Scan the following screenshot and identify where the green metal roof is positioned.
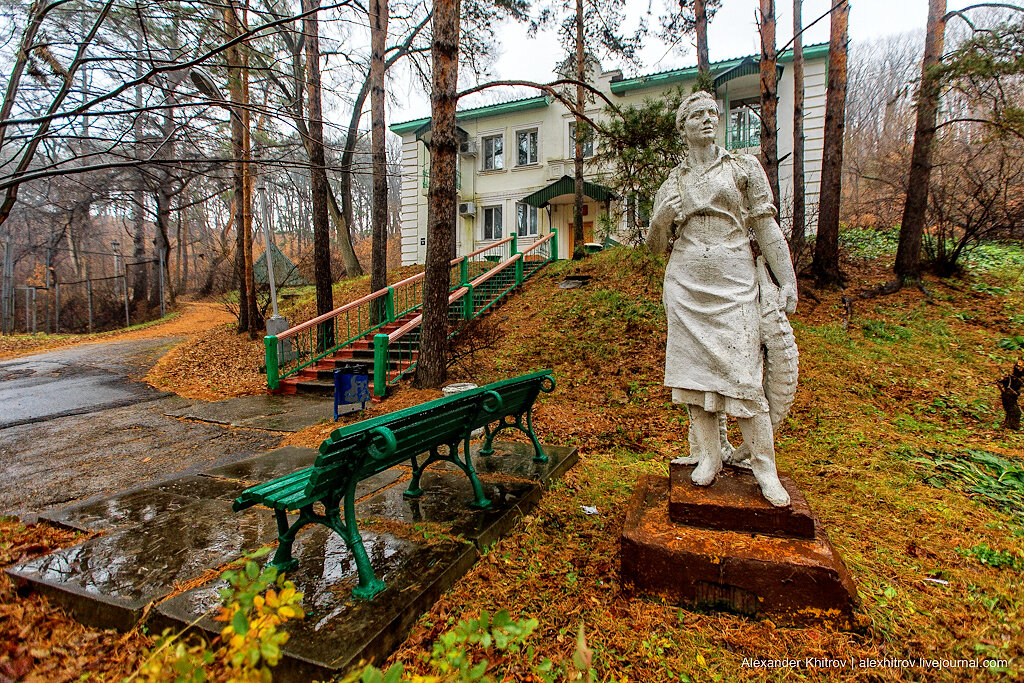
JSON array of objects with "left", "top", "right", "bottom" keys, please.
[
  {"left": 610, "top": 43, "right": 829, "bottom": 95},
  {"left": 390, "top": 95, "right": 551, "bottom": 136},
  {"left": 712, "top": 56, "right": 785, "bottom": 89},
  {"left": 521, "top": 175, "right": 615, "bottom": 208}
]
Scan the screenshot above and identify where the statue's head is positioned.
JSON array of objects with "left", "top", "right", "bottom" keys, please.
[{"left": 677, "top": 91, "right": 719, "bottom": 145}]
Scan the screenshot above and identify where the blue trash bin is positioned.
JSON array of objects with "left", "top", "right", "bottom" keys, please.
[{"left": 334, "top": 362, "right": 372, "bottom": 420}]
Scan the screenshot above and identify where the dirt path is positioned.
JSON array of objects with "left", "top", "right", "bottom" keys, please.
[{"left": 0, "top": 301, "right": 233, "bottom": 361}]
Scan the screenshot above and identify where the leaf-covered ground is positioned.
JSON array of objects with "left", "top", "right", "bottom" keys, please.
[{"left": 4, "top": 235, "right": 1024, "bottom": 681}]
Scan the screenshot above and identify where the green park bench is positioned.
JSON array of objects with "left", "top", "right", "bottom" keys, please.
[{"left": 233, "top": 369, "right": 556, "bottom": 600}]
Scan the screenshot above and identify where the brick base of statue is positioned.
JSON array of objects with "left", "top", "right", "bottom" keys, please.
[{"left": 620, "top": 463, "right": 862, "bottom": 629}]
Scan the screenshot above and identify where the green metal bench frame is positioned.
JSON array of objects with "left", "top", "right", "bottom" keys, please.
[{"left": 233, "top": 369, "right": 555, "bottom": 600}]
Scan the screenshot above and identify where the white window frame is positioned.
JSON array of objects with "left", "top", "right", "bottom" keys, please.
[
  {"left": 568, "top": 121, "right": 595, "bottom": 159},
  {"left": 483, "top": 205, "right": 503, "bottom": 240},
  {"left": 515, "top": 128, "right": 540, "bottom": 166},
  {"left": 516, "top": 202, "right": 539, "bottom": 237},
  {"left": 481, "top": 133, "right": 504, "bottom": 171}
]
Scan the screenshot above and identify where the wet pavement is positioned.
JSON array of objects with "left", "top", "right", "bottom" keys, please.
[
  {"left": 8, "top": 440, "right": 579, "bottom": 679},
  {"left": 164, "top": 394, "right": 334, "bottom": 432}
]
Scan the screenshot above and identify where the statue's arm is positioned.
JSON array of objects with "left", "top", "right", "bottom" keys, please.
[
  {"left": 752, "top": 217, "right": 798, "bottom": 314},
  {"left": 646, "top": 175, "right": 675, "bottom": 255},
  {"left": 740, "top": 154, "right": 797, "bottom": 313}
]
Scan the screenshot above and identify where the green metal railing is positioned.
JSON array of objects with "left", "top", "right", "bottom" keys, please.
[{"left": 266, "top": 230, "right": 558, "bottom": 394}]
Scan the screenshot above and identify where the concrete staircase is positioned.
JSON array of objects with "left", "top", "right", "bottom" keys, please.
[{"left": 275, "top": 311, "right": 421, "bottom": 396}]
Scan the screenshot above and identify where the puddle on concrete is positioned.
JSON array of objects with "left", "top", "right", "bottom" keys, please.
[
  {"left": 41, "top": 490, "right": 197, "bottom": 532},
  {"left": 155, "top": 475, "right": 248, "bottom": 502},
  {"left": 10, "top": 500, "right": 278, "bottom": 630},
  {"left": 357, "top": 469, "right": 539, "bottom": 550},
  {"left": 203, "top": 446, "right": 319, "bottom": 481},
  {"left": 156, "top": 526, "right": 476, "bottom": 682}
]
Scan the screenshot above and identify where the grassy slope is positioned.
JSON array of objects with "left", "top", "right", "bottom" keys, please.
[{"left": 376, "top": 238, "right": 1024, "bottom": 681}]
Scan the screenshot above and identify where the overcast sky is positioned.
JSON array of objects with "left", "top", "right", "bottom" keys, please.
[{"left": 388, "top": 0, "right": 1019, "bottom": 124}]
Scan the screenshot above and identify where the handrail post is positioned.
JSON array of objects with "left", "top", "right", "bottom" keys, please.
[
  {"left": 385, "top": 287, "right": 395, "bottom": 323},
  {"left": 551, "top": 228, "right": 559, "bottom": 261},
  {"left": 511, "top": 233, "right": 518, "bottom": 258},
  {"left": 265, "top": 335, "right": 280, "bottom": 391},
  {"left": 463, "top": 284, "right": 474, "bottom": 320},
  {"left": 515, "top": 255, "right": 523, "bottom": 285},
  {"left": 460, "top": 257, "right": 469, "bottom": 286},
  {"left": 373, "top": 333, "right": 389, "bottom": 397}
]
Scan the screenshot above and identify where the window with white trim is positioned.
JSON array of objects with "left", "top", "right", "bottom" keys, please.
[
  {"left": 483, "top": 206, "right": 503, "bottom": 240},
  {"left": 569, "top": 121, "right": 595, "bottom": 158},
  {"left": 516, "top": 129, "right": 539, "bottom": 166},
  {"left": 516, "top": 202, "right": 538, "bottom": 237},
  {"left": 482, "top": 134, "right": 504, "bottom": 170}
]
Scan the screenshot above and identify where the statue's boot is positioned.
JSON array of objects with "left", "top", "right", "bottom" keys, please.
[
  {"left": 688, "top": 405, "right": 722, "bottom": 486},
  {"left": 738, "top": 412, "right": 790, "bottom": 507}
]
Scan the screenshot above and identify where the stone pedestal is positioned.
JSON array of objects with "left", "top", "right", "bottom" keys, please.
[{"left": 621, "top": 464, "right": 861, "bottom": 629}]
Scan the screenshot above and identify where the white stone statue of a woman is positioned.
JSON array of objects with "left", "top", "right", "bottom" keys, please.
[{"left": 647, "top": 91, "right": 799, "bottom": 507}]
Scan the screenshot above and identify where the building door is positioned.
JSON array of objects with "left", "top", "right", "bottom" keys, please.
[{"left": 568, "top": 221, "right": 595, "bottom": 250}]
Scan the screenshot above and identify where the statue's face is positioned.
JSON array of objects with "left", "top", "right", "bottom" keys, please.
[{"left": 683, "top": 102, "right": 718, "bottom": 144}]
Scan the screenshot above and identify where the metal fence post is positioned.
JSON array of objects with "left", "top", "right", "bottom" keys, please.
[
  {"left": 463, "top": 284, "right": 474, "bottom": 320},
  {"left": 264, "top": 335, "right": 280, "bottom": 391},
  {"left": 551, "top": 228, "right": 559, "bottom": 261},
  {"left": 511, "top": 233, "right": 518, "bottom": 258},
  {"left": 373, "top": 333, "right": 389, "bottom": 397},
  {"left": 515, "top": 256, "right": 524, "bottom": 286},
  {"left": 123, "top": 274, "right": 130, "bottom": 327},
  {"left": 460, "top": 257, "right": 469, "bottom": 286},
  {"left": 158, "top": 250, "right": 166, "bottom": 318},
  {"left": 86, "top": 279, "right": 93, "bottom": 333},
  {"left": 385, "top": 287, "right": 395, "bottom": 323},
  {"left": 55, "top": 281, "right": 60, "bottom": 333}
]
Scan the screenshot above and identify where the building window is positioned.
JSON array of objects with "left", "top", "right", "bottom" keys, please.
[
  {"left": 483, "top": 206, "right": 503, "bottom": 240},
  {"left": 569, "top": 122, "right": 595, "bottom": 158},
  {"left": 516, "top": 129, "right": 539, "bottom": 166},
  {"left": 482, "top": 134, "right": 504, "bottom": 170},
  {"left": 728, "top": 99, "right": 761, "bottom": 150},
  {"left": 516, "top": 203, "right": 538, "bottom": 236}
]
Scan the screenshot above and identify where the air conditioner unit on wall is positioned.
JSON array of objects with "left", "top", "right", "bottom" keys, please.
[
  {"left": 459, "top": 202, "right": 476, "bottom": 216},
  {"left": 459, "top": 140, "right": 477, "bottom": 156}
]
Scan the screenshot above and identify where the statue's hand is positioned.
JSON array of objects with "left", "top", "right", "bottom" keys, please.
[{"left": 781, "top": 282, "right": 798, "bottom": 314}]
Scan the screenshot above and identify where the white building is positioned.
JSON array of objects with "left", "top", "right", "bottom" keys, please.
[{"left": 390, "top": 44, "right": 829, "bottom": 265}]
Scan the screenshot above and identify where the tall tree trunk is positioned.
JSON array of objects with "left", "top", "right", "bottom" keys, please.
[
  {"left": 894, "top": 0, "right": 946, "bottom": 283},
  {"left": 759, "top": 0, "right": 780, "bottom": 216},
  {"left": 695, "top": 0, "right": 709, "bottom": 75},
  {"left": 226, "top": 4, "right": 249, "bottom": 332},
  {"left": 303, "top": 0, "right": 335, "bottom": 344},
  {"left": 369, "top": 0, "right": 389, "bottom": 308},
  {"left": 790, "top": 0, "right": 806, "bottom": 258},
  {"left": 415, "top": 0, "right": 459, "bottom": 388},
  {"left": 573, "top": 0, "right": 585, "bottom": 259},
  {"left": 241, "top": 32, "right": 261, "bottom": 337},
  {"left": 811, "top": 0, "right": 849, "bottom": 288},
  {"left": 131, "top": 28, "right": 148, "bottom": 307}
]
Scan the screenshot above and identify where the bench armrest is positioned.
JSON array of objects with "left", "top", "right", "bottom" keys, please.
[
  {"left": 482, "top": 390, "right": 504, "bottom": 415},
  {"left": 367, "top": 425, "right": 398, "bottom": 461}
]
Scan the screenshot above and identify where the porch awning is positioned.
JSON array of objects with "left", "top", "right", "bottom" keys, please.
[
  {"left": 714, "top": 56, "right": 784, "bottom": 89},
  {"left": 520, "top": 175, "right": 616, "bottom": 209}
]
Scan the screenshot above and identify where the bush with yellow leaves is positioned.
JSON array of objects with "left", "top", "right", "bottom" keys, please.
[{"left": 128, "top": 548, "right": 304, "bottom": 683}]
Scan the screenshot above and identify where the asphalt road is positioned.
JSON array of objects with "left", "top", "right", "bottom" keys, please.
[{"left": 0, "top": 339, "right": 282, "bottom": 516}]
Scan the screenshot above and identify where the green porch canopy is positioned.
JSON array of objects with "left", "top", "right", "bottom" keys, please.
[
  {"left": 255, "top": 243, "right": 308, "bottom": 287},
  {"left": 520, "top": 175, "right": 616, "bottom": 209}
]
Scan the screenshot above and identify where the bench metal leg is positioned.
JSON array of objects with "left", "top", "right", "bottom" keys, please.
[
  {"left": 404, "top": 452, "right": 430, "bottom": 498},
  {"left": 453, "top": 435, "right": 491, "bottom": 509},
  {"left": 270, "top": 507, "right": 313, "bottom": 573},
  {"left": 481, "top": 409, "right": 548, "bottom": 463},
  {"left": 326, "top": 488, "right": 385, "bottom": 600}
]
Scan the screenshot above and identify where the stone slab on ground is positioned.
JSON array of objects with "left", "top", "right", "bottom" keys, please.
[
  {"left": 669, "top": 462, "right": 816, "bottom": 539},
  {"left": 154, "top": 527, "right": 478, "bottom": 682},
  {"left": 621, "top": 474, "right": 861, "bottom": 630},
  {"left": 164, "top": 394, "right": 333, "bottom": 432},
  {"left": 8, "top": 500, "right": 279, "bottom": 631},
  {"left": 8, "top": 441, "right": 578, "bottom": 678},
  {"left": 469, "top": 440, "right": 578, "bottom": 485}
]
